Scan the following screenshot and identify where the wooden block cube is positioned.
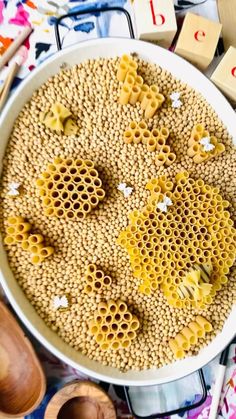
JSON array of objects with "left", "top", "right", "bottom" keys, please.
[
  {"left": 211, "top": 46, "right": 236, "bottom": 101},
  {"left": 133, "top": 0, "right": 177, "bottom": 48},
  {"left": 175, "top": 13, "right": 222, "bottom": 70}
]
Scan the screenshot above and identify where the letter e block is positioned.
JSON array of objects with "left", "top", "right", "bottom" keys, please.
[
  {"left": 133, "top": 0, "right": 177, "bottom": 48},
  {"left": 175, "top": 13, "right": 222, "bottom": 70},
  {"left": 211, "top": 46, "right": 236, "bottom": 101}
]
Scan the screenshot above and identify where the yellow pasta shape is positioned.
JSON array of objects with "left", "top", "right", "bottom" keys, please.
[
  {"left": 187, "top": 124, "right": 225, "bottom": 163},
  {"left": 117, "top": 173, "right": 236, "bottom": 301},
  {"left": 117, "top": 55, "right": 165, "bottom": 114},
  {"left": 83, "top": 264, "right": 112, "bottom": 294},
  {"left": 169, "top": 316, "right": 212, "bottom": 359},
  {"left": 4, "top": 216, "right": 54, "bottom": 264},
  {"left": 139, "top": 84, "right": 149, "bottom": 102},
  {"left": 36, "top": 158, "right": 105, "bottom": 220},
  {"left": 40, "top": 102, "right": 78, "bottom": 135},
  {"left": 169, "top": 339, "right": 185, "bottom": 359},
  {"left": 195, "top": 315, "right": 213, "bottom": 332},
  {"left": 177, "top": 265, "right": 213, "bottom": 303},
  {"left": 122, "top": 121, "right": 175, "bottom": 166},
  {"left": 89, "top": 299, "right": 140, "bottom": 350}
]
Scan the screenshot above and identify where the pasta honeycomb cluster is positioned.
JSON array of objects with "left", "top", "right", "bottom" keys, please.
[
  {"left": 169, "top": 316, "right": 212, "bottom": 359},
  {"left": 4, "top": 216, "right": 54, "bottom": 264},
  {"left": 84, "top": 264, "right": 112, "bottom": 294},
  {"left": 35, "top": 157, "right": 105, "bottom": 220},
  {"left": 89, "top": 300, "right": 140, "bottom": 351},
  {"left": 117, "top": 172, "right": 236, "bottom": 308},
  {"left": 117, "top": 54, "right": 165, "bottom": 118},
  {"left": 40, "top": 102, "right": 78, "bottom": 135},
  {"left": 187, "top": 124, "right": 225, "bottom": 163},
  {"left": 123, "top": 121, "right": 176, "bottom": 166}
]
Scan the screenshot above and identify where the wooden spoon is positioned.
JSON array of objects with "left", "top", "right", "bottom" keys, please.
[
  {"left": 0, "top": 301, "right": 46, "bottom": 417},
  {"left": 44, "top": 381, "right": 117, "bottom": 419}
]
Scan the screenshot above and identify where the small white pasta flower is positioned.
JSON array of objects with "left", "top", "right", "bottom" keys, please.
[
  {"left": 170, "top": 92, "right": 182, "bottom": 109},
  {"left": 53, "top": 295, "right": 68, "bottom": 310},
  {"left": 172, "top": 99, "right": 182, "bottom": 108},
  {"left": 199, "top": 137, "right": 215, "bottom": 152},
  {"left": 170, "top": 92, "right": 181, "bottom": 101},
  {"left": 157, "top": 195, "right": 173, "bottom": 213},
  {"left": 7, "top": 182, "right": 21, "bottom": 196},
  {"left": 117, "top": 182, "right": 133, "bottom": 197}
]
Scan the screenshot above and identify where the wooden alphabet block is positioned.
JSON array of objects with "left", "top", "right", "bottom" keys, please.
[
  {"left": 211, "top": 46, "right": 236, "bottom": 101},
  {"left": 175, "top": 13, "right": 222, "bottom": 70},
  {"left": 133, "top": 0, "right": 177, "bottom": 48}
]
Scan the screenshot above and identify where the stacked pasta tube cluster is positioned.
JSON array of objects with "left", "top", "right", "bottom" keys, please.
[
  {"left": 4, "top": 216, "right": 54, "bottom": 264},
  {"left": 84, "top": 264, "right": 112, "bottom": 294},
  {"left": 117, "top": 171, "right": 236, "bottom": 308},
  {"left": 169, "top": 316, "right": 212, "bottom": 359},
  {"left": 123, "top": 121, "right": 176, "bottom": 166},
  {"left": 187, "top": 124, "right": 225, "bottom": 163},
  {"left": 40, "top": 102, "right": 78, "bottom": 135},
  {"left": 36, "top": 158, "right": 105, "bottom": 220},
  {"left": 89, "top": 300, "right": 140, "bottom": 351},
  {"left": 117, "top": 54, "right": 165, "bottom": 118}
]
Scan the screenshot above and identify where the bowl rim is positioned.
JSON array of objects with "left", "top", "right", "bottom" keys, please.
[{"left": 0, "top": 36, "right": 236, "bottom": 386}]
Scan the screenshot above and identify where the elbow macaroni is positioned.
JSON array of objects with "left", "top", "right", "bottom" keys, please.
[
  {"left": 4, "top": 216, "right": 54, "bottom": 264},
  {"left": 40, "top": 102, "right": 78, "bottom": 135},
  {"left": 84, "top": 264, "right": 112, "bottom": 294},
  {"left": 89, "top": 299, "right": 140, "bottom": 351},
  {"left": 35, "top": 158, "right": 105, "bottom": 220},
  {"left": 169, "top": 316, "right": 212, "bottom": 359},
  {"left": 117, "top": 55, "right": 165, "bottom": 117},
  {"left": 117, "top": 172, "right": 236, "bottom": 305},
  {"left": 123, "top": 121, "right": 176, "bottom": 167},
  {"left": 187, "top": 124, "right": 225, "bottom": 163}
]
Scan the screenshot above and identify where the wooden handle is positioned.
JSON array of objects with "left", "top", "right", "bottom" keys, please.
[
  {"left": 44, "top": 381, "right": 116, "bottom": 419},
  {"left": 0, "top": 26, "right": 32, "bottom": 71},
  {"left": 0, "top": 62, "right": 19, "bottom": 112}
]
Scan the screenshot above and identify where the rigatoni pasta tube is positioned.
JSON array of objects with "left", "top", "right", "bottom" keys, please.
[
  {"left": 124, "top": 74, "right": 135, "bottom": 88},
  {"left": 135, "top": 75, "right": 143, "bottom": 86},
  {"left": 175, "top": 333, "right": 190, "bottom": 351},
  {"left": 187, "top": 143, "right": 200, "bottom": 157},
  {"left": 165, "top": 153, "right": 176, "bottom": 166},
  {"left": 141, "top": 130, "right": 151, "bottom": 145},
  {"left": 181, "top": 327, "right": 197, "bottom": 345},
  {"left": 169, "top": 339, "right": 185, "bottom": 359},
  {"left": 139, "top": 84, "right": 149, "bottom": 102},
  {"left": 138, "top": 120, "right": 147, "bottom": 131},
  {"left": 155, "top": 153, "right": 166, "bottom": 167},
  {"left": 119, "top": 85, "right": 131, "bottom": 105},
  {"left": 147, "top": 137, "right": 157, "bottom": 152},
  {"left": 117, "top": 62, "right": 128, "bottom": 81},
  {"left": 188, "top": 133, "right": 201, "bottom": 147},
  {"left": 141, "top": 92, "right": 153, "bottom": 110},
  {"left": 129, "top": 85, "right": 141, "bottom": 105},
  {"left": 145, "top": 99, "right": 159, "bottom": 118},
  {"left": 195, "top": 316, "right": 212, "bottom": 332},
  {"left": 193, "top": 153, "right": 208, "bottom": 163}
]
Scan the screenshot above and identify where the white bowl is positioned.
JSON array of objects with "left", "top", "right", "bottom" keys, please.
[{"left": 0, "top": 38, "right": 235, "bottom": 386}]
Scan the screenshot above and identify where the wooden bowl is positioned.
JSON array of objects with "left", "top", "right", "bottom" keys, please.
[
  {"left": 0, "top": 301, "right": 46, "bottom": 417},
  {"left": 44, "top": 381, "right": 117, "bottom": 419}
]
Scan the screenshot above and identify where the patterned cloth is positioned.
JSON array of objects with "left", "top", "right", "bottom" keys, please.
[{"left": 0, "top": 1, "right": 235, "bottom": 418}]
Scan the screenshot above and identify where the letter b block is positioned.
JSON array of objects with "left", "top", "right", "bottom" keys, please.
[
  {"left": 175, "top": 13, "right": 222, "bottom": 70},
  {"left": 133, "top": 0, "right": 177, "bottom": 48},
  {"left": 211, "top": 46, "right": 236, "bottom": 101}
]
